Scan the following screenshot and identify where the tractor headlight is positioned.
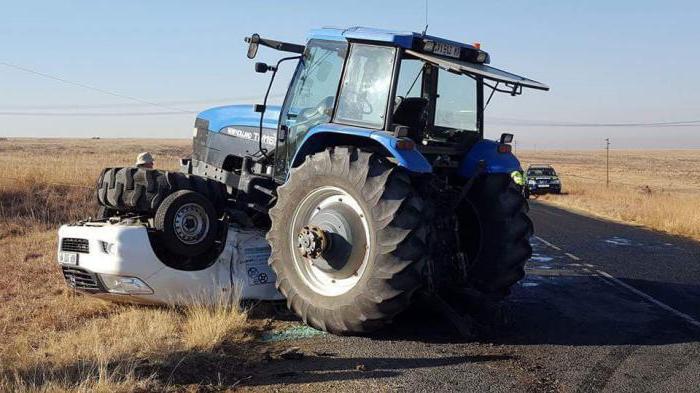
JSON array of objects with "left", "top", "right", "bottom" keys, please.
[
  {"left": 511, "top": 171, "right": 525, "bottom": 186},
  {"left": 100, "top": 274, "right": 153, "bottom": 295}
]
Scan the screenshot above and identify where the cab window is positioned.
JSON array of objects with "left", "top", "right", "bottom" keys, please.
[
  {"left": 334, "top": 44, "right": 396, "bottom": 129},
  {"left": 276, "top": 40, "right": 346, "bottom": 178},
  {"left": 435, "top": 69, "right": 477, "bottom": 131}
]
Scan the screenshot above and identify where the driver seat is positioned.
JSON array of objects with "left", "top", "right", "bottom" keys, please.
[{"left": 393, "top": 97, "right": 428, "bottom": 142}]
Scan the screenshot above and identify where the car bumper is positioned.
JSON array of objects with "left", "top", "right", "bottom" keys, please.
[
  {"left": 57, "top": 223, "right": 283, "bottom": 305},
  {"left": 527, "top": 184, "right": 561, "bottom": 194}
]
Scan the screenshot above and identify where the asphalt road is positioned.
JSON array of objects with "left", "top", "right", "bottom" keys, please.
[{"left": 243, "top": 201, "right": 700, "bottom": 392}]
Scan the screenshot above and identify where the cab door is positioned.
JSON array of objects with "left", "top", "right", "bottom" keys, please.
[{"left": 274, "top": 40, "right": 347, "bottom": 182}]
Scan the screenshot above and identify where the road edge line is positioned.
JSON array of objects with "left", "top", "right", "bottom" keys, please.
[
  {"left": 534, "top": 236, "right": 561, "bottom": 251},
  {"left": 594, "top": 269, "right": 700, "bottom": 329}
]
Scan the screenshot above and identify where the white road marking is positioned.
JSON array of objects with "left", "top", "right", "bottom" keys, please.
[
  {"left": 534, "top": 236, "right": 561, "bottom": 251},
  {"left": 565, "top": 252, "right": 581, "bottom": 261},
  {"left": 594, "top": 269, "right": 700, "bottom": 329},
  {"left": 536, "top": 235, "right": 700, "bottom": 330}
]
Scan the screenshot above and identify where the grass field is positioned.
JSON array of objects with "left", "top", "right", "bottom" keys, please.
[
  {"left": 1, "top": 138, "right": 697, "bottom": 391},
  {"left": 0, "top": 139, "right": 267, "bottom": 392},
  {"left": 518, "top": 149, "right": 700, "bottom": 241}
]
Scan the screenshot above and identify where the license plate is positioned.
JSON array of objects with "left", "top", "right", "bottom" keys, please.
[
  {"left": 433, "top": 42, "right": 461, "bottom": 58},
  {"left": 539, "top": 184, "right": 549, "bottom": 188},
  {"left": 58, "top": 252, "right": 79, "bottom": 265}
]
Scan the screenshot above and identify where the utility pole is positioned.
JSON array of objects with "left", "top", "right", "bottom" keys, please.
[{"left": 605, "top": 138, "right": 610, "bottom": 187}]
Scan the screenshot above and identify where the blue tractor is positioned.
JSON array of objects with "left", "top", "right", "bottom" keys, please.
[{"left": 96, "top": 27, "right": 548, "bottom": 334}]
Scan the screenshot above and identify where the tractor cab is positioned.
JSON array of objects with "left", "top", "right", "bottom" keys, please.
[{"left": 246, "top": 27, "right": 548, "bottom": 180}]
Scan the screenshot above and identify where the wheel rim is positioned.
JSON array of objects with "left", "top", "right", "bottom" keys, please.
[
  {"left": 289, "top": 186, "right": 371, "bottom": 296},
  {"left": 173, "top": 203, "right": 210, "bottom": 244}
]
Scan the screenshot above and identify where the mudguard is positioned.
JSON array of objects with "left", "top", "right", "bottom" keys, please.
[
  {"left": 290, "top": 123, "right": 432, "bottom": 174},
  {"left": 459, "top": 139, "right": 522, "bottom": 178}
]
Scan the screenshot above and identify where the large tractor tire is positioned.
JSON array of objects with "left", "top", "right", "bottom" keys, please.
[
  {"left": 267, "top": 147, "right": 429, "bottom": 334},
  {"left": 458, "top": 174, "right": 533, "bottom": 297},
  {"left": 96, "top": 167, "right": 225, "bottom": 214}
]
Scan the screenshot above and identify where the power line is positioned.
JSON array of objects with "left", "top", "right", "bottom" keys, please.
[
  {"left": 490, "top": 117, "right": 700, "bottom": 127},
  {"left": 0, "top": 111, "right": 195, "bottom": 117},
  {"left": 0, "top": 96, "right": 278, "bottom": 111},
  {"left": 0, "top": 61, "right": 191, "bottom": 113}
]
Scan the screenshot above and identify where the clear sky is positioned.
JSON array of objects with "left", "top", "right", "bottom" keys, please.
[{"left": 1, "top": 0, "right": 699, "bottom": 148}]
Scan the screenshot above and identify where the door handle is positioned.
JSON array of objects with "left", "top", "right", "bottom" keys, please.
[{"left": 279, "top": 125, "right": 288, "bottom": 142}]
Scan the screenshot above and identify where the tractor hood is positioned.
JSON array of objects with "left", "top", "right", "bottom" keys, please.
[
  {"left": 406, "top": 49, "right": 548, "bottom": 91},
  {"left": 197, "top": 105, "right": 281, "bottom": 133}
]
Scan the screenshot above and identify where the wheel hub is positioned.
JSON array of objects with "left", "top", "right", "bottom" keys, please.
[
  {"left": 297, "top": 225, "right": 328, "bottom": 259},
  {"left": 289, "top": 186, "right": 371, "bottom": 296},
  {"left": 173, "top": 203, "right": 209, "bottom": 244}
]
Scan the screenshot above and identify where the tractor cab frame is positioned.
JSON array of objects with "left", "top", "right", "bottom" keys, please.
[{"left": 246, "top": 27, "right": 548, "bottom": 182}]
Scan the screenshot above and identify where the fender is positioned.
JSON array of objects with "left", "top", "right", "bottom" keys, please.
[
  {"left": 290, "top": 123, "right": 432, "bottom": 174},
  {"left": 459, "top": 139, "right": 522, "bottom": 178}
]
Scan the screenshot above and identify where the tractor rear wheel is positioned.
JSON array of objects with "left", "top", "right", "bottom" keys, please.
[
  {"left": 268, "top": 147, "right": 429, "bottom": 334},
  {"left": 458, "top": 174, "right": 533, "bottom": 297},
  {"left": 96, "top": 167, "right": 226, "bottom": 214}
]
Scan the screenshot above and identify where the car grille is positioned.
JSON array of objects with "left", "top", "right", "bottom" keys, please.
[
  {"left": 61, "top": 238, "right": 89, "bottom": 253},
  {"left": 61, "top": 266, "right": 104, "bottom": 292}
]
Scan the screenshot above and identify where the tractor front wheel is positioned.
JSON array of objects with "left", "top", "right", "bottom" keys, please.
[{"left": 267, "top": 147, "right": 428, "bottom": 334}]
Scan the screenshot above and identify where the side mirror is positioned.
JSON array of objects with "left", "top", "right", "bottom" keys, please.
[
  {"left": 500, "top": 133, "right": 514, "bottom": 144},
  {"left": 245, "top": 34, "right": 260, "bottom": 59},
  {"left": 255, "top": 62, "right": 270, "bottom": 73}
]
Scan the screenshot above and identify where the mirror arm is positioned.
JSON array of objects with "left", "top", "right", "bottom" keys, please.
[
  {"left": 254, "top": 55, "right": 303, "bottom": 164},
  {"left": 245, "top": 34, "right": 305, "bottom": 57}
]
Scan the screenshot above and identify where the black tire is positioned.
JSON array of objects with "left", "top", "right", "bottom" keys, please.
[
  {"left": 96, "top": 167, "right": 226, "bottom": 214},
  {"left": 267, "top": 147, "right": 429, "bottom": 335},
  {"left": 96, "top": 167, "right": 122, "bottom": 208},
  {"left": 96, "top": 205, "right": 117, "bottom": 220},
  {"left": 154, "top": 190, "right": 219, "bottom": 257},
  {"left": 458, "top": 174, "right": 533, "bottom": 297}
]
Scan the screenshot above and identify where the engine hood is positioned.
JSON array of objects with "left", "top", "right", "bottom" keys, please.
[{"left": 197, "top": 104, "right": 281, "bottom": 132}]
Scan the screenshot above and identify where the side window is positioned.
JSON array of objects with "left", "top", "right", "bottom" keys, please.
[
  {"left": 435, "top": 69, "right": 477, "bottom": 131},
  {"left": 396, "top": 59, "right": 424, "bottom": 99},
  {"left": 335, "top": 44, "right": 396, "bottom": 129}
]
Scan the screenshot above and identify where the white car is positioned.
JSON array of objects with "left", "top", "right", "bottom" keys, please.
[{"left": 57, "top": 221, "right": 283, "bottom": 305}]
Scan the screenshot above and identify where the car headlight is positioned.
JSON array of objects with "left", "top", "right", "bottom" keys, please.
[
  {"left": 551, "top": 179, "right": 560, "bottom": 184},
  {"left": 99, "top": 274, "right": 153, "bottom": 295},
  {"left": 528, "top": 179, "right": 536, "bottom": 185}
]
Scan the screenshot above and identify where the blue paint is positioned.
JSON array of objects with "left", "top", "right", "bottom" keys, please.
[
  {"left": 291, "top": 123, "right": 433, "bottom": 174},
  {"left": 459, "top": 139, "right": 522, "bottom": 177},
  {"left": 197, "top": 104, "right": 281, "bottom": 132},
  {"left": 307, "top": 27, "right": 483, "bottom": 58}
]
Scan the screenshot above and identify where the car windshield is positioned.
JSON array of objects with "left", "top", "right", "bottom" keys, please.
[{"left": 528, "top": 168, "right": 556, "bottom": 176}]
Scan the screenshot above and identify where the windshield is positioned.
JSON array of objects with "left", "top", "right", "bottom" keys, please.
[
  {"left": 435, "top": 69, "right": 477, "bottom": 131},
  {"left": 528, "top": 168, "right": 557, "bottom": 176}
]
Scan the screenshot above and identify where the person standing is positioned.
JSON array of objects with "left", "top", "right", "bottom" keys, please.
[{"left": 135, "top": 152, "right": 154, "bottom": 169}]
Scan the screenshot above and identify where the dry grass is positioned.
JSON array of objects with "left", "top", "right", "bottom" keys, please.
[
  {"left": 519, "top": 149, "right": 700, "bottom": 240},
  {"left": 0, "top": 138, "right": 259, "bottom": 392}
]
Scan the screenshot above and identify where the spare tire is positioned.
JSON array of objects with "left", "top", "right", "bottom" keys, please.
[
  {"left": 154, "top": 190, "right": 219, "bottom": 257},
  {"left": 95, "top": 167, "right": 226, "bottom": 214}
]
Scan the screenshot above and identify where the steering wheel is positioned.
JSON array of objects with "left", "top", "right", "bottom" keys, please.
[{"left": 342, "top": 90, "right": 373, "bottom": 116}]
